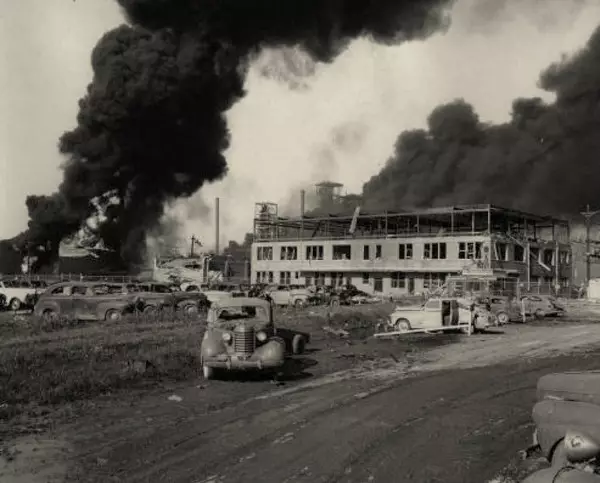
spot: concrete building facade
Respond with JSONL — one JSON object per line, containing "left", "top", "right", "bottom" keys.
{"left": 251, "top": 203, "right": 572, "bottom": 296}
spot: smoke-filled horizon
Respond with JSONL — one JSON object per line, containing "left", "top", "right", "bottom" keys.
{"left": 13, "top": 0, "right": 454, "bottom": 266}
{"left": 5, "top": 0, "right": 600, "bottom": 267}
{"left": 360, "top": 22, "right": 600, "bottom": 217}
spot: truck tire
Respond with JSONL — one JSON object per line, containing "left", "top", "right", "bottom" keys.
{"left": 292, "top": 334, "right": 306, "bottom": 355}
{"left": 105, "top": 309, "right": 122, "bottom": 322}
{"left": 538, "top": 372, "right": 600, "bottom": 405}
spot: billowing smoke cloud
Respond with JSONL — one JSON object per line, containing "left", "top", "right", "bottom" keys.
{"left": 362, "top": 24, "right": 600, "bottom": 217}
{"left": 18, "top": 0, "right": 452, "bottom": 267}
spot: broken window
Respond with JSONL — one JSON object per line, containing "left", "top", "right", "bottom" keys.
{"left": 496, "top": 243, "right": 507, "bottom": 261}
{"left": 257, "top": 246, "right": 273, "bottom": 260}
{"left": 280, "top": 246, "right": 298, "bottom": 260}
{"left": 424, "top": 243, "right": 447, "bottom": 259}
{"left": 398, "top": 243, "right": 413, "bottom": 260}
{"left": 332, "top": 244, "right": 351, "bottom": 260}
{"left": 458, "top": 242, "right": 482, "bottom": 260}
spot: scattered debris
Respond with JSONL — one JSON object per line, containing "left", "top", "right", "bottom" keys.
{"left": 323, "top": 326, "right": 350, "bottom": 338}
{"left": 168, "top": 395, "right": 183, "bottom": 402}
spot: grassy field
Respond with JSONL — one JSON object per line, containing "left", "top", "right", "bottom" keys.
{"left": 0, "top": 303, "right": 391, "bottom": 424}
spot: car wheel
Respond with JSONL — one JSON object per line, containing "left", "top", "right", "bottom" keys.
{"left": 330, "top": 299, "right": 340, "bottom": 308}
{"left": 395, "top": 319, "right": 411, "bottom": 332}
{"left": 496, "top": 312, "right": 509, "bottom": 325}
{"left": 105, "top": 309, "right": 122, "bottom": 322}
{"left": 202, "top": 364, "right": 215, "bottom": 380}
{"left": 534, "top": 309, "right": 545, "bottom": 320}
{"left": 42, "top": 309, "right": 58, "bottom": 322}
{"left": 183, "top": 304, "right": 199, "bottom": 316}
{"left": 292, "top": 334, "right": 306, "bottom": 355}
{"left": 9, "top": 298, "right": 21, "bottom": 311}
{"left": 294, "top": 299, "right": 305, "bottom": 308}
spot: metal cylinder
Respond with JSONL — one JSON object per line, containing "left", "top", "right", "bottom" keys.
{"left": 215, "top": 197, "right": 220, "bottom": 254}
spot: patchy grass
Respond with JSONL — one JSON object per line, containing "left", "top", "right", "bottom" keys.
{"left": 0, "top": 303, "right": 392, "bottom": 422}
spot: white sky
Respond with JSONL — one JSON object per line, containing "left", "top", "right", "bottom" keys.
{"left": 2, "top": 0, "right": 600, "bottom": 249}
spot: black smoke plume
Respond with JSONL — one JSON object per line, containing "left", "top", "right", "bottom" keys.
{"left": 18, "top": 0, "right": 452, "bottom": 268}
{"left": 362, "top": 24, "right": 600, "bottom": 217}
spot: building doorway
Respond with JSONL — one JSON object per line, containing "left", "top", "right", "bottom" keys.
{"left": 374, "top": 275, "right": 383, "bottom": 293}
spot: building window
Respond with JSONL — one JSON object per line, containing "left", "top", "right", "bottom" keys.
{"left": 280, "top": 271, "right": 291, "bottom": 285}
{"left": 391, "top": 272, "right": 406, "bottom": 289}
{"left": 514, "top": 245, "right": 525, "bottom": 262}
{"left": 424, "top": 243, "right": 447, "bottom": 259}
{"left": 398, "top": 243, "right": 413, "bottom": 260}
{"left": 330, "top": 272, "right": 344, "bottom": 286}
{"left": 496, "top": 243, "right": 507, "bottom": 261}
{"left": 363, "top": 245, "right": 370, "bottom": 260}
{"left": 458, "top": 242, "right": 482, "bottom": 260}
{"left": 423, "top": 272, "right": 447, "bottom": 290}
{"left": 543, "top": 249, "right": 554, "bottom": 266}
{"left": 560, "top": 277, "right": 570, "bottom": 287}
{"left": 559, "top": 251, "right": 570, "bottom": 264}
{"left": 315, "top": 273, "right": 325, "bottom": 286}
{"left": 345, "top": 277, "right": 352, "bottom": 286}
{"left": 305, "top": 275, "right": 313, "bottom": 286}
{"left": 362, "top": 273, "right": 369, "bottom": 284}
{"left": 268, "top": 271, "right": 274, "bottom": 283}
{"left": 375, "top": 245, "right": 382, "bottom": 258}
{"left": 294, "top": 272, "right": 299, "bottom": 279}
{"left": 257, "top": 246, "right": 273, "bottom": 261}
{"left": 332, "top": 244, "right": 351, "bottom": 260}
{"left": 280, "top": 246, "right": 298, "bottom": 260}
{"left": 306, "top": 245, "right": 324, "bottom": 260}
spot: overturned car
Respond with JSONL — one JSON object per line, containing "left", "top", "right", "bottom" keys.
{"left": 200, "top": 297, "right": 309, "bottom": 380}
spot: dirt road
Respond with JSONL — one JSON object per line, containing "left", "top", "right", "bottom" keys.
{"left": 5, "top": 321, "right": 600, "bottom": 483}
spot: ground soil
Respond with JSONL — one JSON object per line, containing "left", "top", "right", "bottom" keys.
{"left": 3, "top": 305, "right": 600, "bottom": 483}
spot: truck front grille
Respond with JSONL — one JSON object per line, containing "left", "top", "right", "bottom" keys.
{"left": 233, "top": 325, "right": 255, "bottom": 354}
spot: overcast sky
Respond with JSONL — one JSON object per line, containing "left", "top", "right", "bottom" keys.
{"left": 2, "top": 0, "right": 600, "bottom": 249}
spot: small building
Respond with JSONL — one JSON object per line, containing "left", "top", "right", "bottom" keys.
{"left": 250, "top": 203, "right": 572, "bottom": 296}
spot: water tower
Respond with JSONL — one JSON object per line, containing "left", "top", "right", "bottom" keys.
{"left": 315, "top": 181, "right": 343, "bottom": 210}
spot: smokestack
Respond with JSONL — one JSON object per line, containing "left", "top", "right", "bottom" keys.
{"left": 300, "top": 189, "right": 306, "bottom": 217}
{"left": 215, "top": 197, "right": 220, "bottom": 254}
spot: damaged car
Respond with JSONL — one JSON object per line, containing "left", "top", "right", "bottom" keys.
{"left": 200, "top": 297, "right": 310, "bottom": 380}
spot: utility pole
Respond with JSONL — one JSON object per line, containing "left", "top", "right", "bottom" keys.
{"left": 190, "top": 235, "right": 196, "bottom": 258}
{"left": 581, "top": 204, "right": 600, "bottom": 287}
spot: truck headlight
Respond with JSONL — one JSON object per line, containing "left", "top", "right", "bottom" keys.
{"left": 256, "top": 331, "right": 267, "bottom": 342}
{"left": 222, "top": 332, "right": 232, "bottom": 343}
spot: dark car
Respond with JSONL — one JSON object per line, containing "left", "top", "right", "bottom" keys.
{"left": 128, "top": 282, "right": 208, "bottom": 315}
{"left": 33, "top": 282, "right": 143, "bottom": 322}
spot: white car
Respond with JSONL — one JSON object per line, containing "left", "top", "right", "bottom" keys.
{"left": 265, "top": 285, "right": 310, "bottom": 307}
{"left": 0, "top": 280, "right": 42, "bottom": 310}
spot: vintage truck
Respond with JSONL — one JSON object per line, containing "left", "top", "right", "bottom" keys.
{"left": 200, "top": 297, "right": 310, "bottom": 380}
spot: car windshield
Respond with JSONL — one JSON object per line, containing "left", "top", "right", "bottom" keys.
{"left": 216, "top": 305, "right": 269, "bottom": 322}
{"left": 92, "top": 284, "right": 126, "bottom": 295}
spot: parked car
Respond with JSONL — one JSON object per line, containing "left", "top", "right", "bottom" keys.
{"left": 387, "top": 297, "right": 491, "bottom": 334}
{"left": 475, "top": 295, "right": 524, "bottom": 325}
{"left": 33, "top": 282, "right": 144, "bottom": 321}
{"left": 0, "top": 279, "right": 42, "bottom": 311}
{"left": 521, "top": 294, "right": 566, "bottom": 318}
{"left": 265, "top": 285, "right": 310, "bottom": 307}
{"left": 200, "top": 297, "right": 310, "bottom": 380}
{"left": 128, "top": 282, "right": 208, "bottom": 314}
{"left": 521, "top": 371, "right": 600, "bottom": 481}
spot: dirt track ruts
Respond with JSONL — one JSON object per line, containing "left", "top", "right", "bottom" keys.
{"left": 56, "top": 322, "right": 600, "bottom": 483}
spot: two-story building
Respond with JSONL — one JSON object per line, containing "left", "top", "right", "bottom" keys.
{"left": 251, "top": 203, "right": 572, "bottom": 296}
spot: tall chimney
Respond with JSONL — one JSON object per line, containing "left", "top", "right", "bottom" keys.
{"left": 300, "top": 189, "right": 306, "bottom": 217}
{"left": 215, "top": 197, "right": 220, "bottom": 254}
